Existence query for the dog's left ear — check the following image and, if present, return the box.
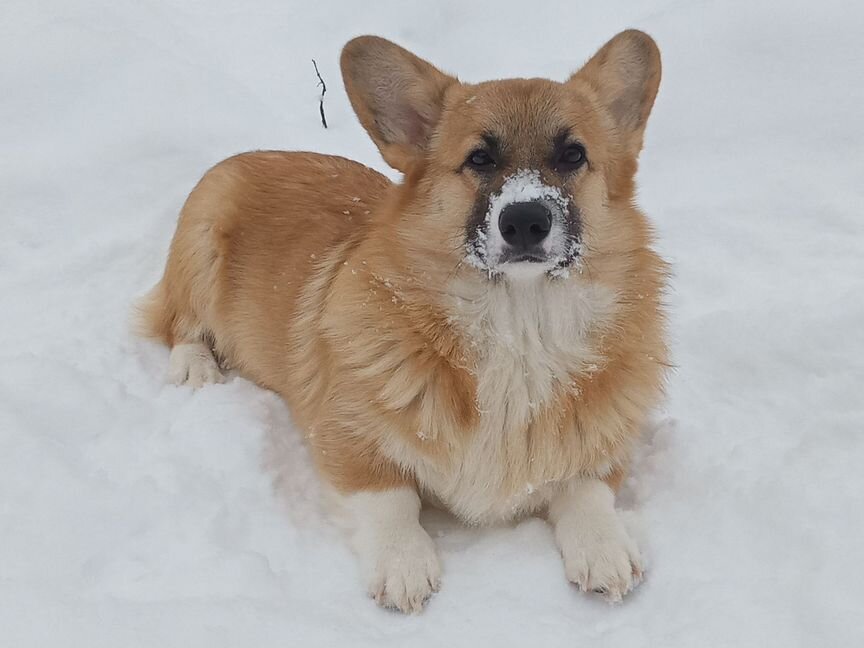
[341,36,457,172]
[570,30,661,153]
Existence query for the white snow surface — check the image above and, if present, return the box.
[2,1,863,646]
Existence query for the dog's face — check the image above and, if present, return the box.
[341,31,661,281]
[429,79,608,280]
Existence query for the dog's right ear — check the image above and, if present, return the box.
[341,36,456,172]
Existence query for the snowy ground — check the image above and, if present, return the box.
[2,1,863,646]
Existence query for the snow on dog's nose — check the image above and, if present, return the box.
[466,169,581,278]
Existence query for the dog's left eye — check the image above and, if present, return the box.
[557,144,586,171]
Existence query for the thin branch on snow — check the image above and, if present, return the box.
[312,59,328,129]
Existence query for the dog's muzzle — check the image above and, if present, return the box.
[465,170,582,278]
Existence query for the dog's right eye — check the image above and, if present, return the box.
[465,149,495,169]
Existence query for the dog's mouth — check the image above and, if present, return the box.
[465,232,583,278]
[501,251,547,264]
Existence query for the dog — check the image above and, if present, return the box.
[136,30,668,613]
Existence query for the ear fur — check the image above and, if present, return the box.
[570,29,662,153]
[341,36,457,172]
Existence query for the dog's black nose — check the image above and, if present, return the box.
[498,202,552,249]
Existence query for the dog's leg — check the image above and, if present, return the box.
[548,476,643,603]
[335,487,441,613]
[168,342,224,388]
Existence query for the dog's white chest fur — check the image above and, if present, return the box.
[414,276,617,524]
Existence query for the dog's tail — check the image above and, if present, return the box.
[132,279,175,345]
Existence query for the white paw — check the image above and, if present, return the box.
[360,524,441,614]
[559,518,643,603]
[550,479,643,603]
[168,342,224,388]
[343,489,441,614]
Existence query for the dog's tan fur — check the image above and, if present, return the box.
[137,30,668,609]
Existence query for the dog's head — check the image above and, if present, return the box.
[341,31,661,281]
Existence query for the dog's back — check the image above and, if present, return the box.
[136,150,390,390]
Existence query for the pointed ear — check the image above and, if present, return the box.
[341,36,456,172]
[570,30,661,152]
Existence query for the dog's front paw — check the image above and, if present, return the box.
[363,527,441,614]
[559,519,643,603]
[550,479,644,603]
[342,488,441,614]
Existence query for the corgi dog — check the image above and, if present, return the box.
[137,30,668,613]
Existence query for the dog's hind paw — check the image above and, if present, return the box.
[168,342,224,388]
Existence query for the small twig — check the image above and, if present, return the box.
[312,59,328,129]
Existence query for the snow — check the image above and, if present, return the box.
[2,0,863,646]
[470,168,576,274]
[489,169,570,214]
